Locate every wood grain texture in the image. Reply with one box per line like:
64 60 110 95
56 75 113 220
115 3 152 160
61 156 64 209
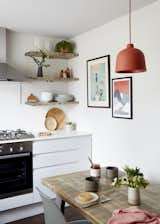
25 101 79 106
28 76 79 82
25 51 79 59
42 168 160 224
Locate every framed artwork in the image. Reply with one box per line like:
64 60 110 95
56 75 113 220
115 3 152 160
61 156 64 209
87 55 110 108
112 77 133 119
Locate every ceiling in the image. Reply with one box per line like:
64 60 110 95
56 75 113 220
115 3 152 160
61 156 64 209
0 0 157 38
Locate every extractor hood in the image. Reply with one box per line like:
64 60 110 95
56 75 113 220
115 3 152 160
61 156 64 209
0 27 27 81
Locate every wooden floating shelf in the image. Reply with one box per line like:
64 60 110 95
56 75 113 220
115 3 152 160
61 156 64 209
28 76 79 82
25 101 79 106
25 51 79 59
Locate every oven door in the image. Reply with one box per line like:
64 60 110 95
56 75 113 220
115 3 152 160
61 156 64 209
0 152 33 199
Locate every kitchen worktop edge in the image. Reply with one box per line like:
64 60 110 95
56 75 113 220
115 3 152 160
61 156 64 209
0 132 92 144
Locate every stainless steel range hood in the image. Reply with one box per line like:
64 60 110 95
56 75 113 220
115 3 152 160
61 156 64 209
0 28 27 82
0 63 28 81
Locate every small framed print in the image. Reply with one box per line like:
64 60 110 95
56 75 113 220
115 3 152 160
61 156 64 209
87 55 110 108
112 77 133 119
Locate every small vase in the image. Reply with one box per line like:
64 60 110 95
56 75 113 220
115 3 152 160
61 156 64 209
37 66 43 77
128 187 140 205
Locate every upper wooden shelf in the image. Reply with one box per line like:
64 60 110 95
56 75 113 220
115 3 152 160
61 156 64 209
28 76 79 82
25 51 79 59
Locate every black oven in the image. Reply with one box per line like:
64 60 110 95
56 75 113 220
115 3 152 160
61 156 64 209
0 141 33 199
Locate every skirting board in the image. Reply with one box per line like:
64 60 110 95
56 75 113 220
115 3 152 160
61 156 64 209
0 199 69 224
0 202 43 224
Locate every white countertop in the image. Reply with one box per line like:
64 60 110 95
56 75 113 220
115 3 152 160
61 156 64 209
0 131 92 144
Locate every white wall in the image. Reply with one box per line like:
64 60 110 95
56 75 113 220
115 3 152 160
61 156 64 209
68 1 160 182
0 31 79 131
0 1 160 182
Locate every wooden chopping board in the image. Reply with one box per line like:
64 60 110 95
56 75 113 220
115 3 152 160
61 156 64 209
45 108 65 130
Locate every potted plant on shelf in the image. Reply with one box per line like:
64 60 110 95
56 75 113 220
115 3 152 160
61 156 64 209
65 121 75 132
29 50 50 77
55 40 75 54
113 165 149 205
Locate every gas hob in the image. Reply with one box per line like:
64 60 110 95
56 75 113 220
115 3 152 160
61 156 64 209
0 129 34 141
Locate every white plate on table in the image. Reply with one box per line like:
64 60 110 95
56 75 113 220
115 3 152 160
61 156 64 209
75 192 99 205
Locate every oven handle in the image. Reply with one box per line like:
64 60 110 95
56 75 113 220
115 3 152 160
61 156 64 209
0 152 31 160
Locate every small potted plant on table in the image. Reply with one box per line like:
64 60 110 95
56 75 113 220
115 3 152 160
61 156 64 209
113 165 149 205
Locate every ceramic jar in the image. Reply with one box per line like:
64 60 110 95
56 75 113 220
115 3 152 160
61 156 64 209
128 187 141 205
106 166 118 180
85 177 99 192
90 165 101 178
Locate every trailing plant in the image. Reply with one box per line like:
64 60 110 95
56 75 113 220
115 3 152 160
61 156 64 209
113 165 149 188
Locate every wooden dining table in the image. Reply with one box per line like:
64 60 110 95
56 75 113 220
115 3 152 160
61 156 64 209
42 168 160 224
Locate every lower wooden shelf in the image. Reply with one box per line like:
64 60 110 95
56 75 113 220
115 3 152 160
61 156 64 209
28 76 79 82
25 101 79 106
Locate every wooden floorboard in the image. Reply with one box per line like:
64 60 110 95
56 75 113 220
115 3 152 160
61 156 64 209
8 206 85 224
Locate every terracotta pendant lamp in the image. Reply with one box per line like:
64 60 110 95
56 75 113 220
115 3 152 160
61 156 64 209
115 0 146 73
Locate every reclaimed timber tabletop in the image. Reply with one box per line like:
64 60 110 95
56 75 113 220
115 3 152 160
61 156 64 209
42 168 160 224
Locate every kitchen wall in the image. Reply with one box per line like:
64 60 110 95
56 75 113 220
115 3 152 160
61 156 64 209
0 31 78 131
68 0 160 182
0 1 160 182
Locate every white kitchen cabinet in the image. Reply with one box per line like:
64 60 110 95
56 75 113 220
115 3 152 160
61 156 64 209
0 133 92 213
33 134 92 203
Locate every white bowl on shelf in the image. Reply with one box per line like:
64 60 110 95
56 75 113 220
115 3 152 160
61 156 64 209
54 94 75 102
40 92 53 102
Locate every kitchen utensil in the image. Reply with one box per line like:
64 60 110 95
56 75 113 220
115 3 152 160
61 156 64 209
88 156 94 167
45 117 57 131
75 192 99 205
106 166 118 180
82 198 111 208
40 91 53 102
46 108 65 130
85 177 99 192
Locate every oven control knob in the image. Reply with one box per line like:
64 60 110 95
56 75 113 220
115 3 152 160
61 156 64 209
20 146 24 151
10 147 13 152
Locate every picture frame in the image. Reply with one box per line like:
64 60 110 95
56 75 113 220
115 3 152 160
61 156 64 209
112 77 133 119
87 55 110 108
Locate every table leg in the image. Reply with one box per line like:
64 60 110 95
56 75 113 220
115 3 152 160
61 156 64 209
60 200 65 214
56 194 65 214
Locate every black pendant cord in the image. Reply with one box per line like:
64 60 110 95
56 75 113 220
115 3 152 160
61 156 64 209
129 0 132 44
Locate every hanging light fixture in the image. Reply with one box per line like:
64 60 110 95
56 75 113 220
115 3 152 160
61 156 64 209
115 0 146 73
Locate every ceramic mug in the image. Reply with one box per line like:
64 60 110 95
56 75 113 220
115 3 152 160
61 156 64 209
90 164 101 178
85 176 99 192
106 166 118 180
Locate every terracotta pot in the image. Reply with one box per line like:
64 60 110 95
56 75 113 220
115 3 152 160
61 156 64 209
128 187 140 205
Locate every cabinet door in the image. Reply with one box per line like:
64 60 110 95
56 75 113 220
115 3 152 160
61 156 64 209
33 137 81 155
33 135 92 203
33 162 78 203
33 149 78 169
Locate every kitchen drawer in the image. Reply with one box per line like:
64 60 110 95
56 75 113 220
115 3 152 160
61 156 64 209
33 137 84 155
33 149 78 169
0 193 34 212
33 162 78 203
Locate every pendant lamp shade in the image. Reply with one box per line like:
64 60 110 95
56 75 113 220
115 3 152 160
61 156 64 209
115 0 147 73
115 44 146 73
